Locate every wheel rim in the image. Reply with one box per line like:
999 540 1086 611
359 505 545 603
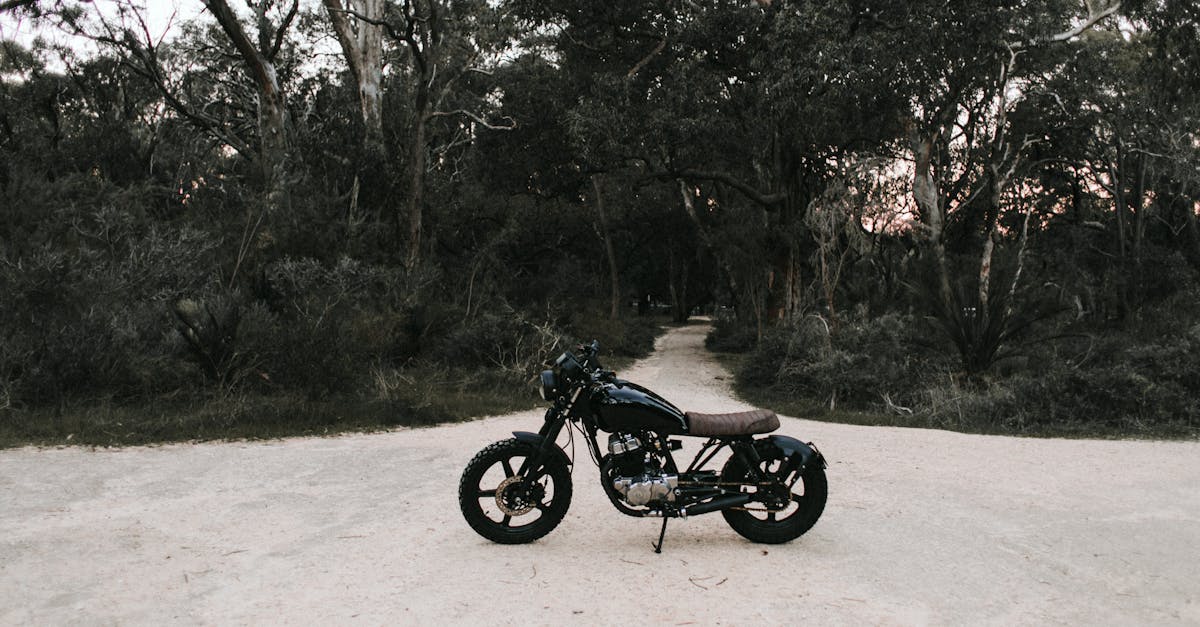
470 453 558 530
736 452 809 523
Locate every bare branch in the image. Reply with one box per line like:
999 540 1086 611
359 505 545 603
77 4 257 159
672 169 786 208
269 0 300 62
323 0 362 80
627 36 667 79
329 5 425 76
430 109 516 130
1045 1 1121 43
204 0 273 90
1014 1 1121 48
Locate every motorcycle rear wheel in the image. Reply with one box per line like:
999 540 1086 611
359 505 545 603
458 438 572 544
719 439 827 544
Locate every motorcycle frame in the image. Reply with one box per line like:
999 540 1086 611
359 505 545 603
515 394 790 520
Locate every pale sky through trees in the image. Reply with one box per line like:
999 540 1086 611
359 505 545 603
1 1 191 46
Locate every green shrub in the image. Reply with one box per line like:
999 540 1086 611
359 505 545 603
705 316 758 354
736 314 945 409
732 303 1200 436
565 308 661 358
433 307 567 377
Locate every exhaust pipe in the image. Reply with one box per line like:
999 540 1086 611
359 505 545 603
681 493 751 517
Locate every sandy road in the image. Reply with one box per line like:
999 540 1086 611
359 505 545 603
2 323 1199 625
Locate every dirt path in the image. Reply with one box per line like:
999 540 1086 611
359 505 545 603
2 323 1198 625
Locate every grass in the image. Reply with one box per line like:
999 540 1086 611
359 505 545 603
0 321 667 450
0 369 543 450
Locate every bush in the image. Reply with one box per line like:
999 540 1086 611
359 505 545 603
0 216 221 405
432 307 566 377
564 307 662 359
736 314 945 409
705 316 758 353
730 302 1200 436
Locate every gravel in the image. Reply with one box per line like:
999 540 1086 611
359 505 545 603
2 323 1198 625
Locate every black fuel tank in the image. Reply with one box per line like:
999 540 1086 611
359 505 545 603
590 379 688 434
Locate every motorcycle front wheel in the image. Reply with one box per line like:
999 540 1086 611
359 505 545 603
458 438 573 544
720 439 827 544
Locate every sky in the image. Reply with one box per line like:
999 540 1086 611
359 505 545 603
1 1 195 49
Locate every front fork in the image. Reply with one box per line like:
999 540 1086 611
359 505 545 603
513 405 573 480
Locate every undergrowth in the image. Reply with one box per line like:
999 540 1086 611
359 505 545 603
708 294 1200 440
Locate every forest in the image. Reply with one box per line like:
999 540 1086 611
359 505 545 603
1 0 1197 445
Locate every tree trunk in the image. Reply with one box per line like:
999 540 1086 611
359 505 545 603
911 130 955 313
1186 192 1200 267
323 0 385 146
978 172 1005 312
1110 147 1130 318
204 0 292 214
678 179 738 295
785 245 801 323
258 65 290 215
591 175 621 320
405 101 428 270
1132 153 1147 266
667 248 690 323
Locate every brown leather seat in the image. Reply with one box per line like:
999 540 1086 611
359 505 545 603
685 409 780 436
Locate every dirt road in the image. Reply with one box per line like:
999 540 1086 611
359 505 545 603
2 324 1198 625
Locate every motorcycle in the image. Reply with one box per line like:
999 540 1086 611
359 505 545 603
458 340 827 552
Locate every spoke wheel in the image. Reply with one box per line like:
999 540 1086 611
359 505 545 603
458 438 572 544
720 439 826 544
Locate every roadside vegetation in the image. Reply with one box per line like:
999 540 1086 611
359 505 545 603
709 290 1200 438
2 1 1198 444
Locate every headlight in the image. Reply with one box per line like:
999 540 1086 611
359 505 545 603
539 370 558 400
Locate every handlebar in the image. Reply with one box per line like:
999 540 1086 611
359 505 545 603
578 340 607 378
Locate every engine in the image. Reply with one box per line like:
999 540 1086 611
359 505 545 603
607 433 678 507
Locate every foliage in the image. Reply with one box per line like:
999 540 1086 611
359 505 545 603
2 0 1199 443
724 291 1200 437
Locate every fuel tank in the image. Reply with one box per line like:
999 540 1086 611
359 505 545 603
590 379 688 434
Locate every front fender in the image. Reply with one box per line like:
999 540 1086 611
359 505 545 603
768 435 826 474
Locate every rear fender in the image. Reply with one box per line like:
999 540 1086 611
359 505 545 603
768 435 826 475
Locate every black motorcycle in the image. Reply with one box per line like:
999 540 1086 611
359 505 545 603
458 341 827 552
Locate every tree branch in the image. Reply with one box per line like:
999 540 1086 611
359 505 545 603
430 109 516 130
323 0 362 81
670 169 786 207
204 0 273 91
1014 1 1121 48
269 0 300 62
331 4 426 76
627 36 667 79
76 5 257 160
1045 1 1121 43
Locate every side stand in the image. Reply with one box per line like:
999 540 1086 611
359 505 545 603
652 516 669 554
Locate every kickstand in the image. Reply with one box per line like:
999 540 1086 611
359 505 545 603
652 516 669 554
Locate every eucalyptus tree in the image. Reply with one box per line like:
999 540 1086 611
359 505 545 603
329 0 516 270
26 1 308 287
869 0 1126 374
321 0 385 148
509 1 906 326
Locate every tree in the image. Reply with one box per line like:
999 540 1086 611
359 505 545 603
322 0 384 148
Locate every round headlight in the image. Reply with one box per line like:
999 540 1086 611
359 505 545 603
539 370 558 400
